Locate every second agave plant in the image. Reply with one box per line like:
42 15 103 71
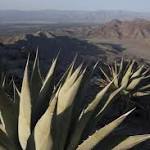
0 53 150 150
99 59 150 111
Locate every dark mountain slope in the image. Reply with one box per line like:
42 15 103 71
0 32 108 81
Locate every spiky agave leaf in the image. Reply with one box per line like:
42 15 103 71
56 68 85 150
112 134 150 150
0 88 19 147
131 65 144 78
67 77 121 150
12 81 20 118
0 73 6 89
18 58 32 150
121 60 135 88
30 49 43 105
40 57 57 94
127 76 144 90
65 54 78 81
33 88 58 150
0 112 6 134
77 121 150 150
96 84 125 119
111 62 119 88
77 109 134 150
100 68 111 83
133 91 150 97
32 56 58 126
139 84 150 91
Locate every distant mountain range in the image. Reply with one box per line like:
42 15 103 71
1 10 150 24
1 19 150 41
86 19 150 39
1 18 150 80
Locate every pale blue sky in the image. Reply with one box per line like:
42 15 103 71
0 0 150 12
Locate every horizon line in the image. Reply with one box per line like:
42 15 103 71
0 9 150 13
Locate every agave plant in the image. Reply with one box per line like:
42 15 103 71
0 53 150 150
99 59 150 110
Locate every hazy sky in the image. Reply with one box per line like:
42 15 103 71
0 0 150 12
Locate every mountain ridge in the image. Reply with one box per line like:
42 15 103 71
1 10 150 24
87 19 150 39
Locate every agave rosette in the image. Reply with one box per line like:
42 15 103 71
0 53 149 150
99 59 150 98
